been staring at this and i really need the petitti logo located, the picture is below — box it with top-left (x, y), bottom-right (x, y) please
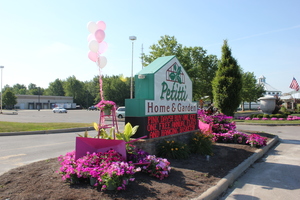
top-left (160, 63), bottom-right (188, 101)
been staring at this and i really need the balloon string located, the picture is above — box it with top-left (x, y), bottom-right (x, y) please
top-left (98, 62), bottom-right (104, 101)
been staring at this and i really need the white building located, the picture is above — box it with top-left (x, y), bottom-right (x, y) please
top-left (258, 75), bottom-right (282, 97)
top-left (241, 75), bottom-right (282, 110)
top-left (15, 95), bottom-right (75, 110)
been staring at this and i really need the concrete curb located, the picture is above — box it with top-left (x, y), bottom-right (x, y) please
top-left (191, 135), bottom-right (279, 200)
top-left (0, 127), bottom-right (94, 136)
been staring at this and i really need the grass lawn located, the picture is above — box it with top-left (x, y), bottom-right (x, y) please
top-left (0, 121), bottom-right (92, 133)
top-left (234, 119), bottom-right (300, 124)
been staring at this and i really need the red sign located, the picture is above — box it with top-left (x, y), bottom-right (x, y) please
top-left (147, 114), bottom-right (197, 138)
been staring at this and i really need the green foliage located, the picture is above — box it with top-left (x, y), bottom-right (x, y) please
top-left (189, 132), bottom-right (214, 156)
top-left (115, 123), bottom-right (139, 142)
top-left (263, 114), bottom-right (270, 118)
top-left (156, 140), bottom-right (190, 159)
top-left (2, 88), bottom-right (17, 109)
top-left (212, 40), bottom-right (243, 116)
top-left (46, 79), bottom-right (65, 96)
top-left (240, 72), bottom-right (265, 110)
top-left (142, 35), bottom-right (218, 101)
top-left (257, 114), bottom-right (264, 118)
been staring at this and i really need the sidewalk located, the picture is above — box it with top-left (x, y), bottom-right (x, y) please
top-left (192, 133), bottom-right (279, 200)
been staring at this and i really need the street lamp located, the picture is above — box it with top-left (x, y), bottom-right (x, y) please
top-left (129, 36), bottom-right (137, 99)
top-left (0, 66), bottom-right (4, 114)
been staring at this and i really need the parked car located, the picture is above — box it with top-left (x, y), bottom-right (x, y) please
top-left (116, 106), bottom-right (125, 118)
top-left (88, 106), bottom-right (98, 111)
top-left (53, 107), bottom-right (67, 113)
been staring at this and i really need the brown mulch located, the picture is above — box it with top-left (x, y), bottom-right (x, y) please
top-left (0, 132), bottom-right (275, 200)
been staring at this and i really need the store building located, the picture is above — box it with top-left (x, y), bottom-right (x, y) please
top-left (15, 95), bottom-right (75, 110)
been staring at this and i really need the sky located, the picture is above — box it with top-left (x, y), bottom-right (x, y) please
top-left (0, 0), bottom-right (299, 94)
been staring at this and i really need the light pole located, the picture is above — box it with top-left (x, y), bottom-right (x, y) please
top-left (0, 66), bottom-right (4, 114)
top-left (129, 36), bottom-right (137, 99)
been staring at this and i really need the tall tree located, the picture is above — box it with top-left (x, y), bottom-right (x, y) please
top-left (64, 76), bottom-right (85, 105)
top-left (240, 72), bottom-right (265, 110)
top-left (46, 79), bottom-right (65, 96)
top-left (102, 75), bottom-right (130, 106)
top-left (27, 83), bottom-right (44, 95)
top-left (3, 88), bottom-right (17, 109)
top-left (212, 40), bottom-right (242, 116)
top-left (12, 84), bottom-right (27, 95)
top-left (142, 35), bottom-right (218, 101)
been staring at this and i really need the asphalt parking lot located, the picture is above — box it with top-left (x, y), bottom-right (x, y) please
top-left (0, 109), bottom-right (123, 124)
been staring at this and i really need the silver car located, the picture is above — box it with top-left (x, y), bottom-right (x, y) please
top-left (53, 107), bottom-right (68, 113)
top-left (116, 107), bottom-right (125, 118)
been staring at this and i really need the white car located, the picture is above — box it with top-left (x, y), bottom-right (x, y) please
top-left (116, 106), bottom-right (125, 118)
top-left (53, 107), bottom-right (67, 113)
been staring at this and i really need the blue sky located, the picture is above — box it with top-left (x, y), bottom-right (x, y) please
top-left (0, 0), bottom-right (299, 94)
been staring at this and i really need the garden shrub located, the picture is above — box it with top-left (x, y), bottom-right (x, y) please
top-left (280, 105), bottom-right (287, 113)
top-left (263, 114), bottom-right (270, 118)
top-left (189, 132), bottom-right (213, 156)
top-left (156, 140), bottom-right (190, 159)
top-left (257, 114), bottom-right (264, 118)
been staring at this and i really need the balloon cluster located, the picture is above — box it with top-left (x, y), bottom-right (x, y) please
top-left (87, 21), bottom-right (108, 68)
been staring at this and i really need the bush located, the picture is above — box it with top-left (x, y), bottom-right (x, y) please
top-left (263, 114), bottom-right (270, 118)
top-left (156, 140), bottom-right (190, 159)
top-left (280, 105), bottom-right (287, 113)
top-left (189, 132), bottom-right (214, 156)
top-left (257, 114), bottom-right (264, 118)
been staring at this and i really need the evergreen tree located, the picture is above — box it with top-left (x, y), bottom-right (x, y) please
top-left (212, 40), bottom-right (242, 116)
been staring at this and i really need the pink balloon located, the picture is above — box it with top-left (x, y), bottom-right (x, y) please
top-left (94, 29), bottom-right (105, 43)
top-left (98, 41), bottom-right (108, 54)
top-left (87, 33), bottom-right (95, 42)
top-left (88, 51), bottom-right (98, 62)
top-left (96, 21), bottom-right (106, 31)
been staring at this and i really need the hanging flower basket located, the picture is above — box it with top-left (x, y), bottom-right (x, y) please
top-left (95, 100), bottom-right (116, 112)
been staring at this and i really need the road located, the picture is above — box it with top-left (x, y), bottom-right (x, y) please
top-left (219, 124), bottom-right (300, 199)
top-left (0, 109), bottom-right (125, 175)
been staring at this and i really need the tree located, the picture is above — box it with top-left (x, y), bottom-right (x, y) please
top-left (46, 79), bottom-right (65, 96)
top-left (12, 84), bottom-right (27, 95)
top-left (142, 35), bottom-right (218, 101)
top-left (102, 75), bottom-right (130, 106)
top-left (240, 72), bottom-right (265, 110)
top-left (212, 40), bottom-right (242, 116)
top-left (2, 88), bottom-right (17, 109)
top-left (27, 83), bottom-right (44, 95)
top-left (64, 76), bottom-right (85, 105)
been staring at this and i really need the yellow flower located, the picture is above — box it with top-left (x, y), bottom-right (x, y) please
top-left (172, 141), bottom-right (174, 143)
top-left (175, 148), bottom-right (178, 150)
top-left (171, 148), bottom-right (174, 151)
top-left (167, 141), bottom-right (169, 143)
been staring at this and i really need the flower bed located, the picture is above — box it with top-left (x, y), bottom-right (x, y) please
top-left (57, 148), bottom-right (171, 191)
top-left (236, 115), bottom-right (300, 121)
top-left (198, 110), bottom-right (268, 147)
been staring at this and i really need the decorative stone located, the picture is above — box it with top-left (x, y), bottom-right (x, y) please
top-left (259, 96), bottom-right (276, 114)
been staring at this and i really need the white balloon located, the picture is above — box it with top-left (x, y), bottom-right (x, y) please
top-left (89, 40), bottom-right (99, 53)
top-left (87, 21), bottom-right (97, 33)
top-left (97, 56), bottom-right (107, 69)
